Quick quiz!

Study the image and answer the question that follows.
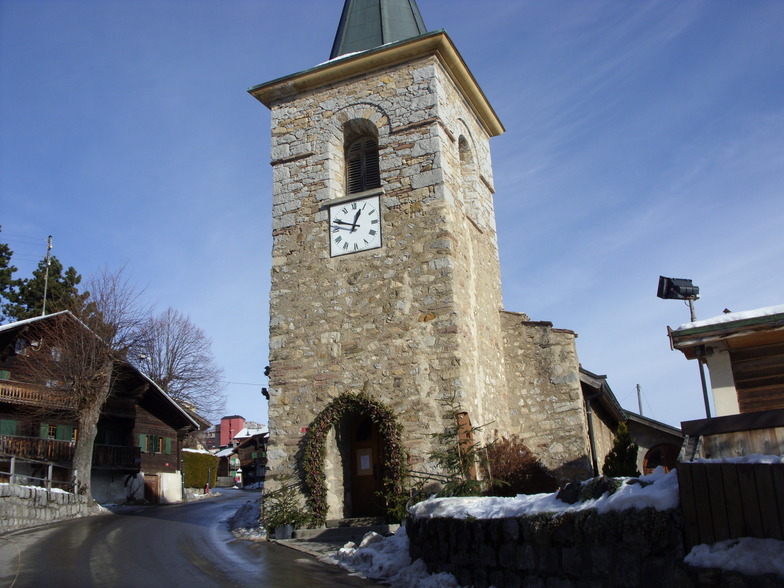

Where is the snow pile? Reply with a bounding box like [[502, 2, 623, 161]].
[[228, 498, 267, 541], [242, 481, 265, 490], [677, 304, 784, 331], [685, 538, 784, 578], [696, 454, 784, 464], [331, 469, 677, 586], [328, 527, 461, 588], [410, 467, 678, 520]]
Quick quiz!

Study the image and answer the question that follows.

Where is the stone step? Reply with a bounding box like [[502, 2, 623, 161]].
[[293, 523, 398, 543], [326, 516, 386, 528]]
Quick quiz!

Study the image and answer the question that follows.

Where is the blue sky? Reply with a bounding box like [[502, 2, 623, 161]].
[[2, 0, 782, 428]]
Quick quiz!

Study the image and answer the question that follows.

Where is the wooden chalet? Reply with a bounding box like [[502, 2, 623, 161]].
[[670, 304, 784, 458], [0, 312, 200, 504]]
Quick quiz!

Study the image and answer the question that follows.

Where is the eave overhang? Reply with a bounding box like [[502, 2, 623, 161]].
[[248, 30, 504, 137], [669, 312, 784, 360], [579, 367, 626, 423]]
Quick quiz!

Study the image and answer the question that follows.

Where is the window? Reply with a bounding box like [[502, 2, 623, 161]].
[[0, 419, 17, 436], [139, 435, 172, 454], [346, 137, 380, 194], [40, 424, 74, 440]]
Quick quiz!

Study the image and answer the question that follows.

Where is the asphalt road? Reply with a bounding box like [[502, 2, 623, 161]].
[[0, 489, 380, 587]]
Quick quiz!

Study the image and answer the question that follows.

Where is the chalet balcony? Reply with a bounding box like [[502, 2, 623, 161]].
[[0, 380, 135, 418], [0, 435, 141, 470], [0, 380, 74, 410]]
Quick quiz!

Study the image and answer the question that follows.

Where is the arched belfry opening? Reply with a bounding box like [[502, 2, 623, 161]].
[[344, 118, 381, 194]]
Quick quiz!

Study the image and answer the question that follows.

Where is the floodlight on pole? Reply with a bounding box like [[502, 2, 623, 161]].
[[657, 275, 711, 418]]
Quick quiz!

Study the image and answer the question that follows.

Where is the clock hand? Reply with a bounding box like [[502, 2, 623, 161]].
[[350, 208, 362, 232]]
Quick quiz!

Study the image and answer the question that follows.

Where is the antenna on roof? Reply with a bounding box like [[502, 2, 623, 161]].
[[41, 236, 53, 316]]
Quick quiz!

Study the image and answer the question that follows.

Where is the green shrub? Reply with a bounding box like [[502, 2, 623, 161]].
[[602, 422, 641, 477], [183, 451, 219, 488], [261, 480, 310, 534]]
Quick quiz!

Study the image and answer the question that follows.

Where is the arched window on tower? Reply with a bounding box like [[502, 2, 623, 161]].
[[346, 136, 380, 194]]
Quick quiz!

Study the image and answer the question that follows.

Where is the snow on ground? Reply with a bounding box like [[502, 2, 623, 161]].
[[695, 454, 784, 464], [327, 527, 461, 588], [409, 466, 678, 520], [228, 497, 267, 541], [326, 463, 784, 585], [685, 538, 784, 578]]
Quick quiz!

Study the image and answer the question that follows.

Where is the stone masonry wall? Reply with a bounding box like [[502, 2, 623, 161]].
[[0, 484, 100, 532], [264, 53, 508, 509], [406, 508, 782, 588], [407, 508, 687, 588], [501, 312, 593, 483]]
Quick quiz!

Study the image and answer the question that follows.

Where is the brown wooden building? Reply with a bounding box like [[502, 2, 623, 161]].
[[0, 312, 200, 504]]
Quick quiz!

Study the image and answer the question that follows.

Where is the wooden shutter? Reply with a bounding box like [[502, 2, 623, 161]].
[[139, 434, 148, 453], [347, 137, 380, 193], [0, 419, 16, 435], [164, 437, 172, 455]]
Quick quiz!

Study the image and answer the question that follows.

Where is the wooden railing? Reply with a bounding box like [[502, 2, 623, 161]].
[[0, 435, 140, 469], [678, 461, 784, 549], [0, 381, 74, 410], [0, 435, 75, 463], [92, 444, 140, 469]]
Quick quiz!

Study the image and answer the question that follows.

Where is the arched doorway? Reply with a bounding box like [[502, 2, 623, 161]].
[[303, 392, 406, 525], [643, 444, 680, 475], [349, 415, 384, 517]]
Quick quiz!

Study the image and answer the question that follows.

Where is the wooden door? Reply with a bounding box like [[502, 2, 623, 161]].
[[143, 474, 160, 504], [350, 416, 383, 517]]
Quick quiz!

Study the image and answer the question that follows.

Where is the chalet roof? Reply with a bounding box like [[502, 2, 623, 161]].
[[0, 311, 200, 432], [330, 0, 427, 59], [234, 425, 268, 439], [674, 304, 784, 335], [0, 310, 73, 334], [669, 304, 784, 359]]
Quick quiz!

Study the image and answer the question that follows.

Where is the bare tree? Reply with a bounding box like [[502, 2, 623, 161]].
[[131, 308, 226, 421], [16, 267, 149, 498]]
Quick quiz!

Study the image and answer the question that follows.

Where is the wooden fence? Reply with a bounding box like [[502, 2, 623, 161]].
[[678, 461, 784, 549]]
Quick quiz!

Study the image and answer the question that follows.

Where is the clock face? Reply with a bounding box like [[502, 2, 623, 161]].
[[329, 195, 382, 257]]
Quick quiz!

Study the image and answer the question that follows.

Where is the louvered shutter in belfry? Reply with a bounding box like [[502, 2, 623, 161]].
[[347, 137, 380, 193]]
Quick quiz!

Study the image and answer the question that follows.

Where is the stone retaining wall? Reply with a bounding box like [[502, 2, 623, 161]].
[[0, 484, 100, 532], [407, 508, 687, 588], [406, 508, 783, 587]]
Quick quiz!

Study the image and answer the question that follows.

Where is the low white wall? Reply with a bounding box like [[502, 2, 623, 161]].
[[158, 472, 183, 504], [91, 471, 144, 505]]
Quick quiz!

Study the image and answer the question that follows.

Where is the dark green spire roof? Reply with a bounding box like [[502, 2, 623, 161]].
[[330, 0, 428, 59]]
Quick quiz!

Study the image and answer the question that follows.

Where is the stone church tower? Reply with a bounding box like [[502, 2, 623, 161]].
[[251, 0, 592, 520]]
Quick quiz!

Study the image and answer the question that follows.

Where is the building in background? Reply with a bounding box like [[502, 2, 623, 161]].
[[0, 313, 200, 504]]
